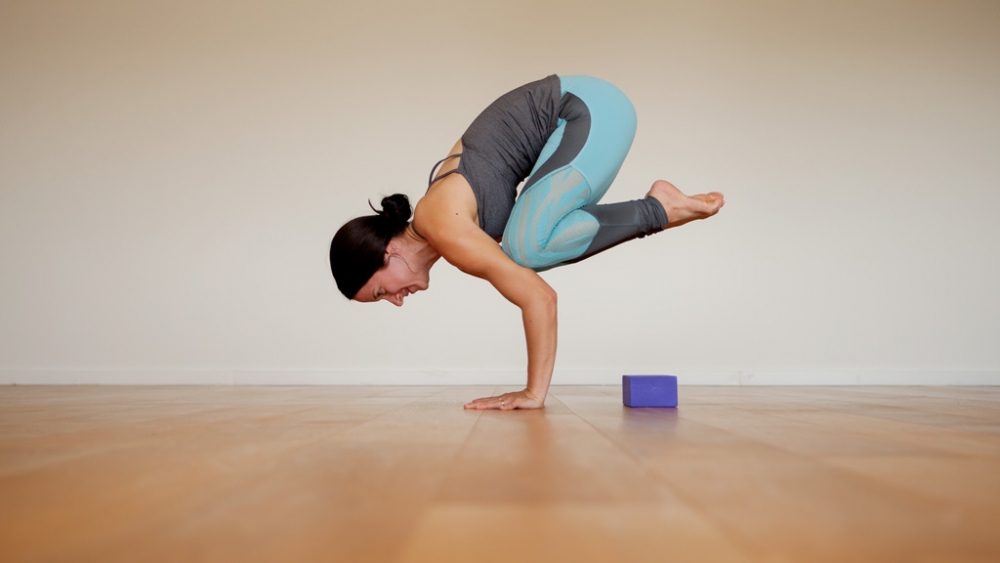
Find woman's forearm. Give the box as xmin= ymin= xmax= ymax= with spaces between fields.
xmin=521 ymin=292 xmax=558 ymax=400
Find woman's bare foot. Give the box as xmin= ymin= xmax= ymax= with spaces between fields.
xmin=645 ymin=180 xmax=725 ymax=230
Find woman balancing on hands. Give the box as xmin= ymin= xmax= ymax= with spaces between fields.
xmin=329 ymin=75 xmax=724 ymax=410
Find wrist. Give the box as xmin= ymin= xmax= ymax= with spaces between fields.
xmin=525 ymin=387 xmax=548 ymax=401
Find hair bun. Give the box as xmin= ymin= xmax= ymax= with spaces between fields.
xmin=372 ymin=193 xmax=412 ymax=225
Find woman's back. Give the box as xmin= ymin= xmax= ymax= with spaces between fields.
xmin=434 ymin=74 xmax=562 ymax=239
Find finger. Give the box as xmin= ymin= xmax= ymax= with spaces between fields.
xmin=469 ymin=395 xmax=499 ymax=404
xmin=464 ymin=395 xmax=514 ymax=410
xmin=471 ymin=399 xmax=505 ymax=410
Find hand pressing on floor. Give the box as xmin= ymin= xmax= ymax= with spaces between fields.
xmin=464 ymin=389 xmax=545 ymax=410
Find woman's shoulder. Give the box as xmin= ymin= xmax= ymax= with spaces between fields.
xmin=414 ymin=138 xmax=487 ymax=240
xmin=414 ymin=180 xmax=512 ymax=278
xmin=414 ymin=173 xmax=479 ymax=236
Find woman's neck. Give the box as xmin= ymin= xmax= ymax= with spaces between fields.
xmin=404 ymin=223 xmax=442 ymax=269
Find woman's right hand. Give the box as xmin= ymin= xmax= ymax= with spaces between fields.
xmin=464 ymin=389 xmax=545 ymax=410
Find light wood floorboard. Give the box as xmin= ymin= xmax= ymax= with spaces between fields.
xmin=1 ymin=385 xmax=998 ymax=562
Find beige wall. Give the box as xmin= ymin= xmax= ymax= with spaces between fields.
xmin=2 ymin=0 xmax=998 ymax=384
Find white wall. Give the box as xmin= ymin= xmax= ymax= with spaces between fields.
xmin=1 ymin=0 xmax=998 ymax=385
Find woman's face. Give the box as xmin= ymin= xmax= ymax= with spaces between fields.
xmin=354 ymin=255 xmax=429 ymax=307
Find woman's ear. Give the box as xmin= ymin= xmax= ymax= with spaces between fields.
xmin=384 ymin=238 xmax=403 ymax=259
xmin=384 ymin=249 xmax=400 ymax=268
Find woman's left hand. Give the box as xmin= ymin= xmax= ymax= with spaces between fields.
xmin=464 ymin=389 xmax=545 ymax=410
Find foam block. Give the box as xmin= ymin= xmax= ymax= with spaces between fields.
xmin=622 ymin=375 xmax=678 ymax=408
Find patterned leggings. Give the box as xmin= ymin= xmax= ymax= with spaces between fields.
xmin=501 ymin=75 xmax=668 ymax=272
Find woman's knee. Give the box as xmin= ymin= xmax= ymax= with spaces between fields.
xmin=560 ymin=75 xmax=636 ymax=136
xmin=502 ymin=209 xmax=599 ymax=271
xmin=502 ymin=241 xmax=561 ymax=271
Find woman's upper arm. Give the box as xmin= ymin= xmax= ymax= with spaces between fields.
xmin=423 ymin=210 xmax=555 ymax=307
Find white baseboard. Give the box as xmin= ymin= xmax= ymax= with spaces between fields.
xmin=1 ymin=368 xmax=999 ymax=386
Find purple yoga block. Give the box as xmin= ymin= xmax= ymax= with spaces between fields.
xmin=623 ymin=375 xmax=678 ymax=408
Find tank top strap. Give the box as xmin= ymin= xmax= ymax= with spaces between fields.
xmin=410 ymin=221 xmax=425 ymax=240
xmin=427 ymin=152 xmax=464 ymax=188
xmin=415 ymin=152 xmax=463 ymax=239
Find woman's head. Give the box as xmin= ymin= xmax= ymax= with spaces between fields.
xmin=329 ymin=194 xmax=430 ymax=305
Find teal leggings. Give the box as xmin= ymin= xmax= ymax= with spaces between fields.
xmin=501 ymin=75 xmax=667 ymax=272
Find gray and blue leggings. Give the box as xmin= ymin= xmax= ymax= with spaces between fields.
xmin=502 ymin=75 xmax=668 ymax=272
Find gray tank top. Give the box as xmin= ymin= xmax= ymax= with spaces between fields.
xmin=426 ymin=75 xmax=562 ymax=239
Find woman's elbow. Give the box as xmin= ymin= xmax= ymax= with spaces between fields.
xmin=539 ymin=285 xmax=558 ymax=309
xmin=519 ymin=281 xmax=556 ymax=311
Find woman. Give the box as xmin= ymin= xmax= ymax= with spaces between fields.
xmin=329 ymin=74 xmax=724 ymax=411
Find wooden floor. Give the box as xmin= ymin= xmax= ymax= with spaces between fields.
xmin=1 ymin=386 xmax=999 ymax=562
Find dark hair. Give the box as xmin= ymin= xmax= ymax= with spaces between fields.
xmin=330 ymin=194 xmax=412 ymax=300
